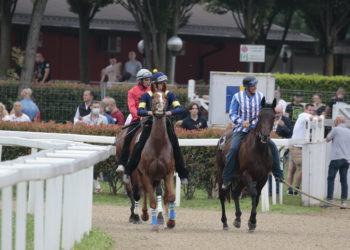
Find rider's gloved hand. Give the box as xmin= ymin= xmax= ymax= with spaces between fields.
xmin=275 ymin=176 xmax=284 ymax=183
xmin=165 ymin=111 xmax=172 ymax=116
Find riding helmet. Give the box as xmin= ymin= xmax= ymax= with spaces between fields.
xmin=152 ymin=72 xmax=168 ymax=83
xmin=242 ymin=75 xmax=258 ymax=88
xmin=136 ymin=69 xmax=152 ymax=80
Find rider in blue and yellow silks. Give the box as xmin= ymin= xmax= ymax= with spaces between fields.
xmin=222 ymin=75 xmax=284 ymax=189
xmin=123 ymin=72 xmax=189 ymax=184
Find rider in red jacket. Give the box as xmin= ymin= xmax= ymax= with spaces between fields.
xmin=116 ymin=69 xmax=152 ymax=172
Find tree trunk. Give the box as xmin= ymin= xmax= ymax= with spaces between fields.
xmin=158 ymin=32 xmax=167 ymax=73
xmin=18 ymin=0 xmax=48 ymax=94
xmin=324 ymin=51 xmax=334 ymax=76
xmin=78 ymin=11 xmax=90 ymax=84
xmin=0 ymin=0 xmax=14 ymax=78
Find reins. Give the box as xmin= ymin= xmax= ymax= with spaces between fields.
xmin=114 ymin=118 xmax=149 ymax=145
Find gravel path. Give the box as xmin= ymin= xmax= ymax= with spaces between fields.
xmin=93 ymin=204 xmax=350 ymax=250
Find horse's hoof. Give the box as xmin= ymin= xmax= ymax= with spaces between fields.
xmin=166 ymin=219 xmax=176 ymax=229
xmin=223 ymin=225 xmax=229 ymax=231
xmin=141 ymin=213 xmax=149 ymax=222
xmin=157 ymin=212 xmax=164 ymax=225
xmin=248 ymin=221 xmax=256 ymax=232
xmin=233 ymin=219 xmax=241 ymax=228
xmin=151 ymin=226 xmax=159 ymax=232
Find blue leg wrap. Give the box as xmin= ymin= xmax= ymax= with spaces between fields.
xmin=151 ymin=209 xmax=157 ymax=226
xmin=169 ymin=202 xmax=176 ymax=220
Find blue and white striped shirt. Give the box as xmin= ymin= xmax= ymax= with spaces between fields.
xmin=229 ymin=90 xmax=264 ymax=133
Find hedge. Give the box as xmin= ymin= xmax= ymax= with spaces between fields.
xmin=0 ymin=121 xmax=224 ymax=199
xmin=0 ymin=81 xmax=188 ymax=123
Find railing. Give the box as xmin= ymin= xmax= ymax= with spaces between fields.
xmin=0 ymin=136 xmax=114 ymax=250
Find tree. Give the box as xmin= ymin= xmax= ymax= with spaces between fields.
xmin=67 ymin=0 xmax=113 ymax=84
xmin=117 ymin=0 xmax=198 ymax=76
xmin=299 ymin=0 xmax=350 ymax=75
xmin=0 ymin=0 xmax=17 ymax=78
xmin=19 ymin=0 xmax=48 ymax=93
xmin=206 ymin=0 xmax=297 ymax=72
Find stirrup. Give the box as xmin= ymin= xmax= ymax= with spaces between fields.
xmin=116 ymin=164 xmax=125 ymax=173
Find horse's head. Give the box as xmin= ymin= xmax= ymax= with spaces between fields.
xmin=151 ymin=91 xmax=168 ymax=118
xmin=256 ymin=97 xmax=277 ymax=143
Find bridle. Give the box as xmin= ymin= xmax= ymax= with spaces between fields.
xmin=152 ymin=92 xmax=168 ymax=118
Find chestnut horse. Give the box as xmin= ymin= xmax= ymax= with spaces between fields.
xmin=216 ymin=98 xmax=276 ymax=232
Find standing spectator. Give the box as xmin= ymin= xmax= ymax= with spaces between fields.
xmin=124 ymin=51 xmax=142 ymax=82
xmin=7 ymin=102 xmax=31 ymax=122
xmin=34 ymin=52 xmax=51 ymax=83
xmin=79 ymin=101 xmax=108 ymax=126
xmin=271 ymin=105 xmax=293 ymax=139
xmin=0 ymin=103 xmax=10 ymax=121
xmin=321 ymin=115 xmax=350 ymax=208
xmin=100 ymin=55 xmax=122 ymax=84
xmin=312 ymin=93 xmax=326 ymax=116
xmin=102 ymin=97 xmax=125 ymax=125
xmin=181 ymin=102 xmax=208 ymax=130
xmin=325 ymin=87 xmax=346 ymax=119
xmin=99 ymin=101 xmax=114 ymax=124
xmin=73 ymin=89 xmax=94 ymax=124
xmin=287 ymin=104 xmax=315 ymax=195
xmin=20 ymin=88 xmax=40 ymax=121
xmin=274 ymin=89 xmax=287 ymax=113
xmin=285 ymin=92 xmax=304 ymax=126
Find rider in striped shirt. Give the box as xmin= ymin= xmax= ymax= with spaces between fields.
xmin=222 ymin=75 xmax=284 ymax=189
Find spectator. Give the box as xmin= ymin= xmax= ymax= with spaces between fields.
xmin=102 ymin=97 xmax=125 ymax=125
xmin=100 ymin=55 xmax=122 ymax=84
xmin=312 ymin=93 xmax=326 ymax=116
xmin=79 ymin=101 xmax=108 ymax=126
xmin=181 ymin=102 xmax=208 ymax=130
xmin=0 ymin=103 xmax=10 ymax=121
xmin=325 ymin=87 xmax=346 ymax=119
xmin=271 ymin=105 xmax=293 ymax=139
xmin=99 ymin=101 xmax=114 ymax=124
xmin=73 ymin=89 xmax=94 ymax=124
xmin=7 ymin=102 xmax=31 ymax=122
xmin=285 ymin=92 xmax=304 ymax=126
xmin=20 ymin=88 xmax=40 ymax=121
xmin=287 ymin=103 xmax=315 ymax=195
xmin=124 ymin=51 xmax=142 ymax=82
xmin=34 ymin=52 xmax=51 ymax=83
xmin=321 ymin=115 xmax=350 ymax=208
xmin=274 ymin=89 xmax=287 ymax=113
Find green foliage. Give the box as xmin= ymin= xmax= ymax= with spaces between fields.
xmin=73 ymin=227 xmax=115 ymax=250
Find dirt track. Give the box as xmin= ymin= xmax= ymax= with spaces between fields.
xmin=93 ymin=204 xmax=350 ymax=250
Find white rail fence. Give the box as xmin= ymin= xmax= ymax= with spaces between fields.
xmin=0 ymin=136 xmax=114 ymax=250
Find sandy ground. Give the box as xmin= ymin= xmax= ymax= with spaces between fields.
xmin=93 ymin=204 xmax=350 ymax=250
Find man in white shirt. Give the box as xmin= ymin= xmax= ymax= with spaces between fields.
xmin=100 ymin=56 xmax=122 ymax=84
xmin=78 ymin=101 xmax=108 ymax=126
xmin=287 ymin=103 xmax=315 ymax=195
xmin=274 ymin=89 xmax=287 ymax=113
xmin=73 ymin=89 xmax=94 ymax=124
xmin=7 ymin=102 xmax=31 ymax=122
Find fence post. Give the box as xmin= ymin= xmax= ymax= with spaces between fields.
xmin=16 ymin=182 xmax=27 ymax=250
xmin=175 ymin=173 xmax=181 ymax=207
xmin=2 ymin=186 xmax=13 ymax=250
xmin=261 ymin=182 xmax=269 ymax=212
xmin=188 ymin=79 xmax=195 ymax=101
xmin=0 ymin=145 xmax=2 ymax=161
xmin=28 ymin=148 xmax=38 ymax=214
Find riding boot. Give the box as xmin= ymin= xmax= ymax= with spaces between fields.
xmin=123 ymin=120 xmax=152 ymax=183
xmin=166 ymin=118 xmax=189 ymax=183
xmin=222 ymin=132 xmax=247 ymax=189
xmin=117 ymin=120 xmax=140 ymax=172
xmin=268 ymin=139 xmax=284 ymax=181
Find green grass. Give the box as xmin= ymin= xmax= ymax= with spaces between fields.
xmin=73 ymin=227 xmax=115 ymax=250
xmin=93 ymin=182 xmax=321 ymax=214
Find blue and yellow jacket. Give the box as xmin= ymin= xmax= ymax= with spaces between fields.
xmin=137 ymin=91 xmax=185 ymax=117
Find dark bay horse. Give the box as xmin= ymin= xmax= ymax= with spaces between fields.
xmin=216 ymin=98 xmax=276 ymax=232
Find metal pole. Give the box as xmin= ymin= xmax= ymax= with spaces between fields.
xmin=249 ymin=62 xmax=254 ymax=73
xmin=170 ymin=56 xmax=176 ymax=84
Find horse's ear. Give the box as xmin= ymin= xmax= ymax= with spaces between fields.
xmin=272 ymin=98 xmax=277 ymax=109
xmin=261 ymin=97 xmax=266 ymax=107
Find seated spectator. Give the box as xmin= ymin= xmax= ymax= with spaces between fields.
xmin=74 ymin=89 xmax=94 ymax=124
xmin=99 ymin=101 xmax=115 ymax=124
xmin=285 ymin=92 xmax=304 ymax=127
xmin=100 ymin=55 xmax=122 ymax=84
xmin=102 ymin=97 xmax=125 ymax=125
xmin=7 ymin=102 xmax=31 ymax=122
xmin=181 ymin=102 xmax=208 ymax=130
xmin=274 ymin=89 xmax=287 ymax=113
xmin=312 ymin=93 xmax=326 ymax=116
xmin=78 ymin=101 xmax=108 ymax=126
xmin=287 ymin=104 xmax=315 ymax=195
xmin=20 ymin=88 xmax=40 ymax=121
xmin=325 ymin=87 xmax=346 ymax=119
xmin=124 ymin=51 xmax=142 ymax=82
xmin=0 ymin=103 xmax=10 ymax=121
xmin=271 ymin=105 xmax=293 ymax=139
xmin=321 ymin=115 xmax=350 ymax=208
xmin=34 ymin=52 xmax=51 ymax=83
